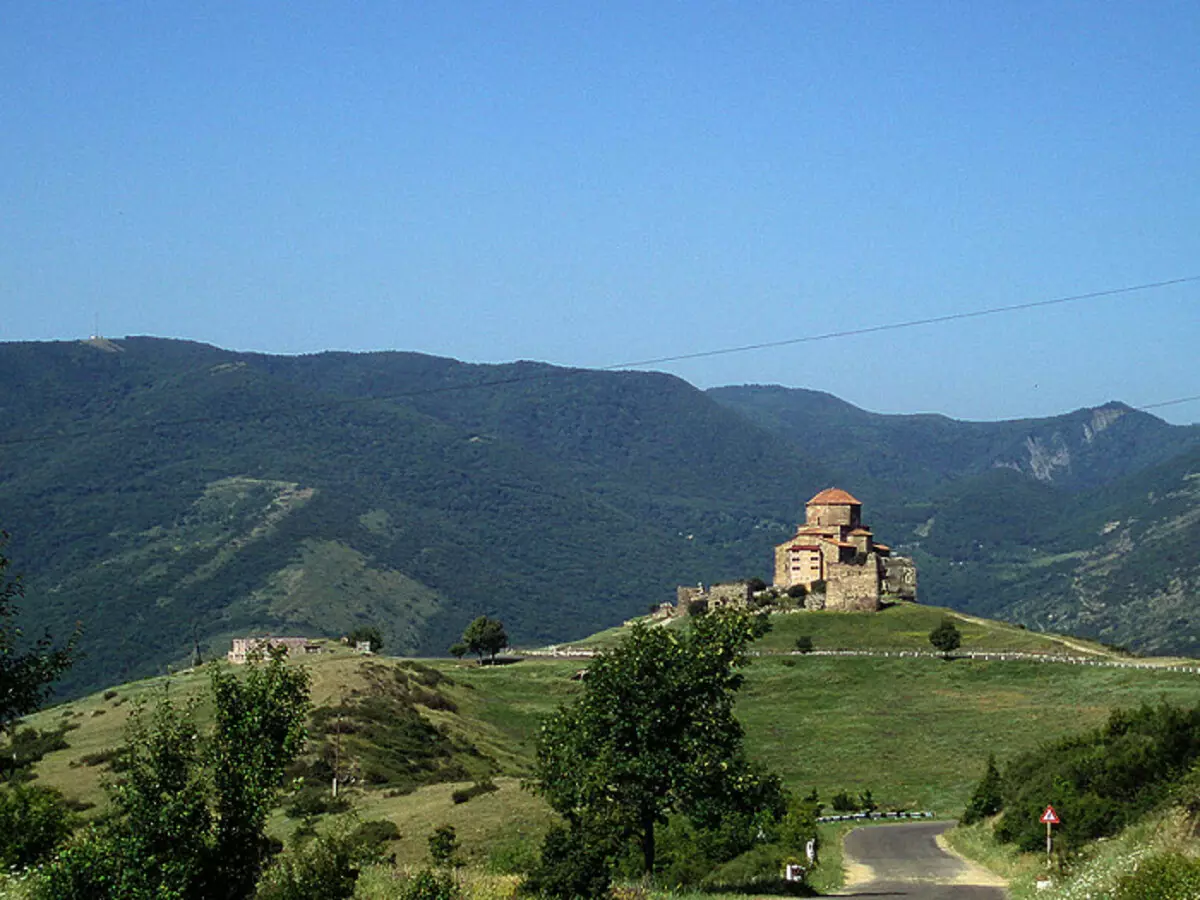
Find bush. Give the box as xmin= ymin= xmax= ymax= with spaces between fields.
xmin=0 ymin=782 xmax=75 ymax=869
xmin=351 ymin=818 xmax=401 ymax=847
xmin=1114 ymin=853 xmax=1200 ymax=900
xmin=284 ymin=787 xmax=351 ymax=819
xmin=396 ymin=867 xmax=460 ymax=900
xmin=522 ymin=825 xmax=612 ymax=900
xmin=786 ymin=584 xmax=807 ymax=599
xmin=830 ymin=790 xmax=858 ymax=813
xmin=995 ymin=702 xmax=1200 ymax=850
xmin=255 ymin=830 xmax=374 ymax=900
xmin=429 ymin=825 xmax=461 ymax=868
xmin=452 ymin=779 xmax=499 ymax=804
xmin=486 ymin=838 xmax=539 ymax=876
xmin=793 ymin=636 xmax=813 ymax=654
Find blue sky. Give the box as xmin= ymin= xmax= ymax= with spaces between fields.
xmin=3 ymin=2 xmax=1197 ymax=423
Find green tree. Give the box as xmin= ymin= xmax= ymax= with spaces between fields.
xmin=0 ymin=533 xmax=75 ymax=733
xmin=0 ymin=782 xmax=75 ymax=870
xmin=461 ymin=616 xmax=507 ymax=665
xmin=209 ymin=648 xmax=312 ymax=897
xmin=929 ymin=617 xmax=962 ymax=657
xmin=961 ymin=753 xmax=1004 ymax=824
xmin=36 ymin=650 xmax=310 ymax=899
xmin=447 ymin=642 xmax=468 ymax=660
xmin=532 ymin=609 xmax=783 ymax=876
xmin=346 ymin=626 xmax=383 ymax=653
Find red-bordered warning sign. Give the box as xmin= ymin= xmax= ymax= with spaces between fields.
xmin=1040 ymin=805 xmax=1060 ymax=824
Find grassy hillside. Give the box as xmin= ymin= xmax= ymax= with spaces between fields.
xmin=4 ymin=337 xmax=1200 ymax=699
xmin=14 ymin=610 xmax=1200 ymax=856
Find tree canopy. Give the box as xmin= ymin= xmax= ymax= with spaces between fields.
xmin=462 ymin=616 xmax=508 ymax=664
xmin=928 ymin=617 xmax=962 ymax=656
xmin=0 ymin=534 xmax=75 ymax=732
xmin=532 ymin=609 xmax=783 ymax=875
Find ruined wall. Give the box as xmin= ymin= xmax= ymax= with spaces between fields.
xmin=826 ymin=554 xmax=882 ymax=611
xmin=708 ymin=582 xmax=752 ymax=607
xmin=882 ymin=556 xmax=918 ymax=601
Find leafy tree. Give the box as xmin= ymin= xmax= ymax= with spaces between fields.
xmin=532 ymin=609 xmax=783 ymax=876
xmin=928 ymin=617 xmax=962 ymax=657
xmin=36 ymin=650 xmax=310 ymax=899
xmin=0 ymin=534 xmax=76 ymax=733
xmin=461 ymin=616 xmax=507 ymax=665
xmin=208 ymin=648 xmax=312 ymax=897
xmin=0 ymin=782 xmax=75 ymax=869
xmin=254 ymin=827 xmax=379 ymax=900
xmin=447 ymin=642 xmax=468 ymax=660
xmin=522 ymin=823 xmax=614 ymax=900
xmin=346 ymin=626 xmax=383 ymax=653
xmin=961 ymin=754 xmax=1004 ymax=824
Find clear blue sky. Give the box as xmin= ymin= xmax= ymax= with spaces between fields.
xmin=3 ymin=2 xmax=1197 ymax=423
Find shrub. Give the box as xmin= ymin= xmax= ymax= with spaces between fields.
xmin=786 ymin=584 xmax=807 ymax=599
xmin=255 ymin=830 xmax=373 ymax=900
xmin=397 ymin=867 xmax=461 ymax=900
xmin=284 ymin=787 xmax=350 ymax=819
xmin=429 ymin=825 xmax=462 ymax=868
xmin=1114 ymin=852 xmax=1200 ymax=900
xmin=0 ymin=782 xmax=75 ymax=869
xmin=830 ymin=790 xmax=858 ymax=813
xmin=522 ymin=825 xmax=612 ymax=900
xmin=452 ymin=780 xmax=499 ymax=805
xmin=793 ymin=636 xmax=813 ymax=654
xmin=699 ymin=844 xmax=786 ymax=889
xmin=486 ymin=838 xmax=539 ymax=876
xmin=351 ymin=818 xmax=401 ymax=847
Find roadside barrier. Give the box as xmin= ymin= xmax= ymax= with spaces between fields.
xmin=522 ymin=646 xmax=1200 ymax=675
xmin=817 ymin=811 xmax=935 ymax=823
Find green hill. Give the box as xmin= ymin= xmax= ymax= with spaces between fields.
xmin=2 ymin=337 xmax=1199 ymax=698
xmin=11 ymin=608 xmax=1200 ymax=872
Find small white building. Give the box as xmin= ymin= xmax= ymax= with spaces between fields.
xmin=227 ymin=636 xmax=320 ymax=664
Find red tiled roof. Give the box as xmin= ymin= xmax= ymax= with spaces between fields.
xmin=790 ymin=544 xmax=820 ymax=551
xmin=808 ymin=487 xmax=862 ymax=506
xmin=874 ymin=543 xmax=891 ymax=552
xmin=849 ymin=528 xmax=872 ymax=535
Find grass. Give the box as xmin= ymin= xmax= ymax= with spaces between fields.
xmin=739 ymin=654 xmax=1200 ymax=814
xmin=945 ymin=809 xmax=1200 ymax=900
xmin=9 ymin=614 xmax=1200 ymax=895
xmin=559 ymin=604 xmax=1118 ymax=658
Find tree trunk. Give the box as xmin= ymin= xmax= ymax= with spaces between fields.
xmin=640 ymin=809 xmax=656 ymax=875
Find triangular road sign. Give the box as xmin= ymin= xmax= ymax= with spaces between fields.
xmin=1040 ymin=805 xmax=1060 ymax=824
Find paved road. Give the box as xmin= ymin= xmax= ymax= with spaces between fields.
xmin=837 ymin=821 xmax=1007 ymax=899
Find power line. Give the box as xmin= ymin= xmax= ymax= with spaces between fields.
xmin=600 ymin=275 xmax=1200 ymax=370
xmin=0 ymin=275 xmax=1197 ymax=449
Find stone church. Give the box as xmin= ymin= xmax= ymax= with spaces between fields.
xmin=774 ymin=488 xmax=916 ymax=611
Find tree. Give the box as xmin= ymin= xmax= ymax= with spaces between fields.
xmin=447 ymin=642 xmax=467 ymax=660
xmin=346 ymin=626 xmax=383 ymax=653
xmin=208 ymin=648 xmax=312 ymax=897
xmin=929 ymin=617 xmax=961 ymax=657
xmin=961 ymin=754 xmax=1004 ymax=824
xmin=532 ymin=609 xmax=783 ymax=876
xmin=461 ymin=616 xmax=507 ymax=665
xmin=36 ymin=650 xmax=310 ymax=899
xmin=0 ymin=533 xmax=76 ymax=733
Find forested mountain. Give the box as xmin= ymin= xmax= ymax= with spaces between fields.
xmin=2 ymin=337 xmax=1198 ymax=696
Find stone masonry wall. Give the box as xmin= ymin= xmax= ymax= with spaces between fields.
xmin=826 ymin=554 xmax=883 ymax=611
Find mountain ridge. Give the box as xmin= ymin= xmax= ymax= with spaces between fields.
xmin=2 ymin=337 xmax=1198 ymax=696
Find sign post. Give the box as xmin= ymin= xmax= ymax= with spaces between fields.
xmin=1040 ymin=805 xmax=1060 ymax=865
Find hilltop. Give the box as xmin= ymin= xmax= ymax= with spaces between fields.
xmin=11 ymin=606 xmax=1200 ymax=869
xmin=1 ymin=337 xmax=1199 ymax=697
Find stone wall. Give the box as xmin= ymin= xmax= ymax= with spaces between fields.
xmin=826 ymin=554 xmax=883 ymax=611
xmin=882 ymin=556 xmax=918 ymax=601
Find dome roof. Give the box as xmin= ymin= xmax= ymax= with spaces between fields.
xmin=807 ymin=487 xmax=862 ymax=506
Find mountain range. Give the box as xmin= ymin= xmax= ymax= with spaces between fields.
xmin=2 ymin=336 xmax=1197 ymax=696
